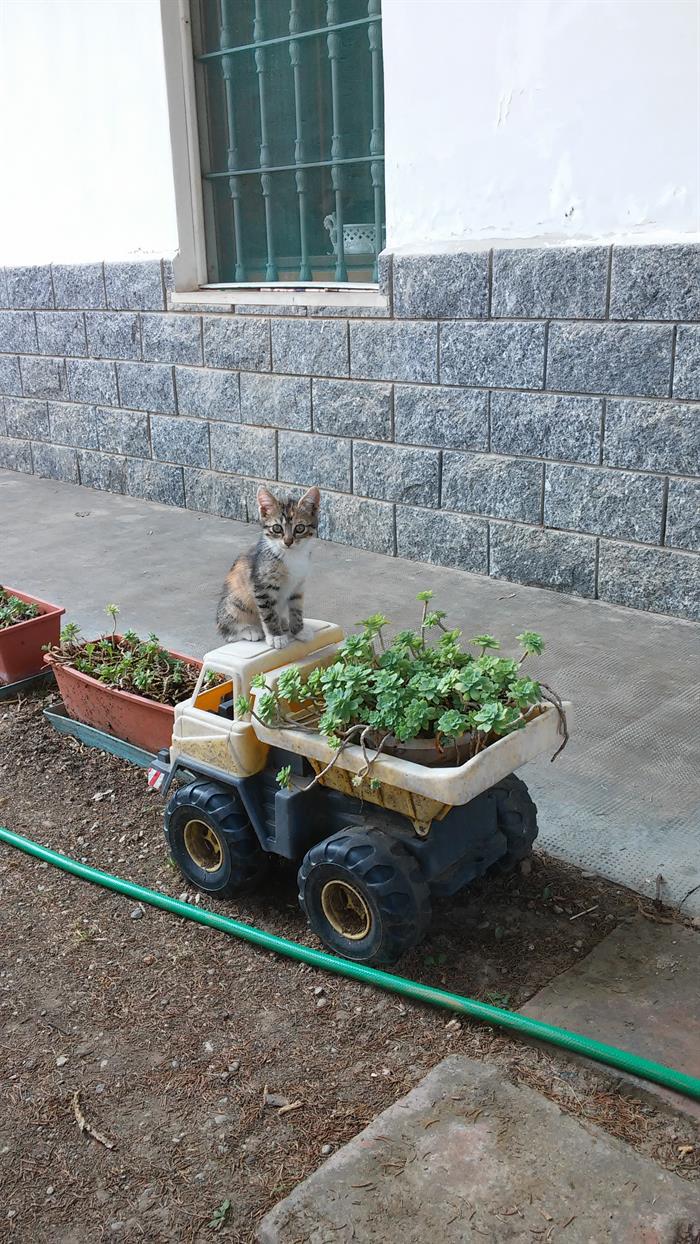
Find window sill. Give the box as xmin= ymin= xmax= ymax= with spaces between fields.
xmin=169 ymin=285 xmax=388 ymax=312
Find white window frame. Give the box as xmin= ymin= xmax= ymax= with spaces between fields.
xmin=159 ymin=0 xmax=387 ymax=311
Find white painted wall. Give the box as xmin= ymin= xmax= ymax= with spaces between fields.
xmin=0 ymin=0 xmax=698 ymax=264
xmin=382 ymin=0 xmax=700 ymax=249
xmin=0 ymin=0 xmax=178 ymax=263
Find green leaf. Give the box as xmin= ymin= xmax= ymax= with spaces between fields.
xmin=471 ymin=634 xmax=500 ymax=652
xmin=276 ymin=765 xmax=292 ymax=789
xmin=436 ymin=709 xmax=470 ymax=739
xmin=517 ymin=630 xmax=544 ymax=657
xmin=416 ymin=590 xmax=434 ymax=602
xmin=250 ymin=672 xmax=268 ymax=690
xmin=235 ymin=694 xmax=251 ymax=718
xmin=276 ymin=666 xmax=305 ymax=702
xmin=208 ymin=1199 xmax=232 ymax=1231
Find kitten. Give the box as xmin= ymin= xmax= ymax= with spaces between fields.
xmin=216 ymin=485 xmax=320 ymax=648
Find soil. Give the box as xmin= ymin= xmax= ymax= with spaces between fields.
xmin=1 ymin=691 xmax=698 ymax=1243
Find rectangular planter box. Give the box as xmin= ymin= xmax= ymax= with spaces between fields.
xmin=0 ymin=587 xmax=65 ymax=685
xmin=254 ymin=648 xmax=573 ymax=808
xmin=45 ymin=639 xmax=201 ymax=755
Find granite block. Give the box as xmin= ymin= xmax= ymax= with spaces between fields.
xmin=52 ymin=263 xmax=106 ymax=310
xmin=393 ymin=251 xmax=489 ymax=319
xmin=0 ymin=355 xmax=22 ymax=397
xmin=353 ymin=441 xmax=440 ymax=507
xmin=175 ymin=366 xmax=239 ymax=421
xmin=78 ymin=450 xmax=127 ymax=494
xmin=20 ymin=356 xmax=67 ymax=400
xmin=440 ymin=321 xmax=545 ymax=388
xmin=48 ymin=401 xmax=99 ymax=449
xmin=210 ymin=422 xmax=276 ymax=477
xmin=5 ymin=265 xmax=53 ymax=309
xmin=184 ymin=469 xmax=247 ymax=520
xmin=664 ymin=478 xmax=700 ymax=552
xmin=492 ymin=246 xmax=609 ymax=318
xmin=604 ymin=399 xmax=700 ymax=475
xmin=85 ymin=312 xmax=141 ymax=360
xmin=104 ymin=261 xmax=165 ymax=311
xmin=271 ymin=319 xmax=349 ymax=377
xmin=0 ymin=311 xmax=38 ymax=354
xmin=598 ymin=541 xmax=700 ymax=621
xmin=31 ymin=442 xmax=78 ymax=482
xmin=544 ymin=462 xmax=665 ymax=543
xmin=239 ymin=372 xmax=310 ymax=430
xmin=610 ymin=245 xmax=700 ymax=320
xmin=35 ymin=311 xmax=87 ymax=357
xmin=0 ymin=437 xmax=32 ymax=473
xmin=151 ymin=414 xmax=209 ymax=468
xmin=350 ymin=321 xmax=438 ymax=383
xmin=125 ymin=460 xmax=185 ymax=506
xmin=490 ymin=522 xmax=597 ymax=598
xmin=142 ymin=313 xmax=203 ymax=365
xmin=116 ymin=362 xmax=175 ymax=414
xmin=203 ymin=316 xmax=270 ymax=371
xmin=66 ymin=358 xmax=118 ymax=406
xmin=442 ymin=452 xmax=543 ymax=522
xmin=312 ymin=378 xmax=391 ymax=439
xmin=490 ymin=392 xmax=602 ymax=463
xmin=394 ymin=384 xmax=488 ymax=450
xmin=278 ymin=431 xmax=351 ymax=491
xmin=318 ymin=492 xmax=395 ymax=555
xmin=674 ymin=326 xmax=700 ymax=400
xmin=96 ymin=406 xmax=150 ymax=457
xmin=547 ymin=323 xmax=673 ymax=396
xmin=396 ymin=506 xmax=488 ymax=572
xmin=4 ymin=397 xmax=49 ymax=440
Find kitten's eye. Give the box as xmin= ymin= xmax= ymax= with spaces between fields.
xmin=270 ymin=524 xmax=283 ymax=534
xmin=294 ymin=524 xmax=306 ymax=534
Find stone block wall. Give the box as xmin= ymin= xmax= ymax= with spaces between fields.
xmin=0 ymin=247 xmax=698 ymax=622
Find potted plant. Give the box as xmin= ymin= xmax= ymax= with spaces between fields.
xmin=0 ymin=585 xmax=65 ymax=686
xmin=44 ymin=605 xmax=204 ymax=754
xmin=248 ymin=591 xmax=566 ymax=789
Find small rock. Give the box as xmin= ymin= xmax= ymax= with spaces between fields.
xmin=313 ymin=986 xmax=325 ymax=996
xmin=691 ymin=916 xmax=700 ymax=930
xmin=553 ymin=905 xmax=564 ymax=914
xmin=203 ymin=1040 xmax=214 ymax=1054
xmin=46 ymin=1186 xmax=54 ymax=1196
xmin=100 ymin=1059 xmax=109 ymax=1070
xmin=143 ymin=954 xmax=155 ymax=965
xmin=445 ymin=1018 xmax=461 ymax=1032
xmin=170 ymin=1059 xmax=180 ymax=1070
xmin=130 ymin=906 xmax=144 ymax=921
xmin=95 ymin=1083 xmax=106 ymax=1095
xmin=227 ymin=1060 xmax=240 ymax=1074
xmin=56 ymin=1055 xmax=67 ymax=1068
xmin=321 ymin=1144 xmax=332 ymax=1156
xmin=316 ymin=997 xmax=328 ymax=1010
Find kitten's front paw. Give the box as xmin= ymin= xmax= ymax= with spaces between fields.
xmin=269 ymin=633 xmax=291 ymax=649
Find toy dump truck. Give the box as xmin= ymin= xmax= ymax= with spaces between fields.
xmin=149 ymin=620 xmax=570 ymax=966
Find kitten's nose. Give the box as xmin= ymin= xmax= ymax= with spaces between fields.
xmin=284 ymin=536 xmax=294 ymax=547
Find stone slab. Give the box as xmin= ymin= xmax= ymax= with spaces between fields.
xmin=522 ymin=918 xmax=700 ymax=1121
xmin=258 ymin=1055 xmax=700 ymax=1243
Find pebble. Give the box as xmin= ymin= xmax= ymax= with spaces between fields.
xmin=56 ymin=1056 xmax=67 ymax=1068
xmin=143 ymin=954 xmax=155 ymax=966
xmin=95 ymin=1083 xmax=106 ymax=1095
xmin=46 ymin=1186 xmax=54 ymax=1196
xmin=130 ymin=907 xmax=144 ymax=921
xmin=321 ymin=1144 xmax=332 ymax=1156
xmin=203 ymin=1040 xmax=214 ymax=1054
xmin=316 ymin=997 xmax=328 ymax=1010
xmin=100 ymin=1059 xmax=109 ymax=1070
xmin=313 ymin=986 xmax=325 ymax=996
xmin=227 ymin=1060 xmax=240 ymax=1074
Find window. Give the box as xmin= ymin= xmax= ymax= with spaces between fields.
xmin=188 ymin=0 xmax=385 ymax=287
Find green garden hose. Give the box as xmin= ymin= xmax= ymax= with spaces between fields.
xmin=1 ymin=823 xmax=698 ymax=1102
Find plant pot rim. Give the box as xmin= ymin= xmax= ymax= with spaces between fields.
xmin=1 ymin=585 xmax=65 ymax=633
xmin=44 ymin=634 xmax=201 ymax=712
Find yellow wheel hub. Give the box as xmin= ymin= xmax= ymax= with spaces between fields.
xmin=320 ymin=879 xmax=372 ymax=941
xmin=183 ymin=819 xmax=223 ymax=873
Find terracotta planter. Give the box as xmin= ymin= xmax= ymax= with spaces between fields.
xmin=0 ymin=587 xmax=65 ymax=685
xmin=44 ymin=638 xmax=200 ymax=755
xmin=372 ymin=732 xmax=471 ymax=768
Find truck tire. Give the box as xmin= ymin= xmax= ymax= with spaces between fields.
xmin=298 ymin=828 xmax=431 ymax=966
xmin=165 ymin=780 xmax=268 ymax=899
xmin=491 ymin=774 xmax=538 ymax=871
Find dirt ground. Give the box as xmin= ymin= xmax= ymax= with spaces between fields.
xmin=1 ymin=691 xmax=698 ymax=1243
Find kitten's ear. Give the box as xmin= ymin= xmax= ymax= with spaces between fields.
xmin=257 ymin=486 xmax=277 ymax=518
xmin=299 ymin=485 xmax=320 ymax=514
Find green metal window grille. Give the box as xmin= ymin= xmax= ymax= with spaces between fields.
xmin=191 ymin=0 xmax=385 ymax=285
